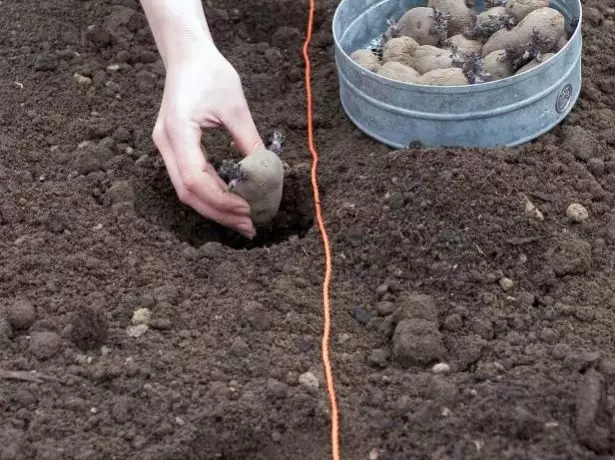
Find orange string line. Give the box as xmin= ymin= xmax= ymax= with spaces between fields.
xmin=301 ymin=1 xmax=341 ymax=459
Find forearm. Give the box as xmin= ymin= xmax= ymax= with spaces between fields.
xmin=140 ymin=0 xmax=217 ymax=69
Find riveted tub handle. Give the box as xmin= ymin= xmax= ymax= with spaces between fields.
xmin=556 ymin=83 xmax=573 ymax=114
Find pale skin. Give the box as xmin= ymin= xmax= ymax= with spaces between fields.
xmin=140 ymin=0 xmax=263 ymax=239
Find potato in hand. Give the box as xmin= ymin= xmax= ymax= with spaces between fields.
xmin=219 ymin=133 xmax=285 ymax=227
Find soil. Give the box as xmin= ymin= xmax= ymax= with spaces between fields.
xmin=2 ymin=0 xmax=615 ymax=459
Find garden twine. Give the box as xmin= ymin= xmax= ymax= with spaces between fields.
xmin=302 ymin=0 xmax=341 ymax=458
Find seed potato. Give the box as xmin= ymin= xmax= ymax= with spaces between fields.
xmin=505 ymin=0 xmax=550 ymax=22
xmin=412 ymin=44 xmax=453 ymax=74
xmin=228 ymin=149 xmax=285 ymax=225
xmin=483 ymin=50 xmax=514 ymax=79
xmin=482 ymin=7 xmax=565 ymax=57
xmin=468 ymin=6 xmax=516 ymax=38
xmin=350 ymin=49 xmax=381 ymax=72
xmin=361 ymin=1 xmax=571 ymax=85
xmin=377 ymin=61 xmax=422 ymax=83
xmin=476 ymin=6 xmax=509 ymax=27
xmin=515 ymin=52 xmax=555 ymax=74
xmin=382 ymin=36 xmax=420 ymax=67
xmin=445 ymin=34 xmax=483 ymax=55
xmin=397 ymin=6 xmax=442 ymax=46
xmin=417 ymin=67 xmax=469 ymax=86
xmin=427 ymin=0 xmax=475 ymax=36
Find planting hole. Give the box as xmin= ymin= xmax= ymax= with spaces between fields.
xmin=134 ymin=165 xmax=314 ymax=250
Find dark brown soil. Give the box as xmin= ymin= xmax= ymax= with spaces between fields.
xmin=2 ymin=1 xmax=615 ymax=459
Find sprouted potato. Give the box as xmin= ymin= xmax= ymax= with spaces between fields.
xmin=382 ymin=36 xmax=420 ymax=66
xmin=484 ymin=49 xmax=513 ymax=79
xmin=556 ymin=35 xmax=568 ymax=51
xmin=377 ymin=61 xmax=422 ymax=83
xmin=219 ymin=132 xmax=285 ymax=226
xmin=505 ymin=0 xmax=550 ymax=22
xmin=397 ymin=6 xmax=449 ymax=46
xmin=348 ymin=2 xmax=573 ymax=86
xmin=427 ymin=0 xmax=476 ymax=36
xmin=418 ymin=67 xmax=469 ymax=85
xmin=465 ymin=6 xmax=517 ymax=40
xmin=444 ymin=34 xmax=483 ymax=55
xmin=515 ymin=52 xmax=554 ymax=74
xmin=412 ymin=44 xmax=453 ymax=74
xmin=482 ymin=7 xmax=565 ymax=57
xmin=350 ymin=49 xmax=381 ymax=72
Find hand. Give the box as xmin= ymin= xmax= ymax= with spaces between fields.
xmin=151 ymin=45 xmax=264 ymax=239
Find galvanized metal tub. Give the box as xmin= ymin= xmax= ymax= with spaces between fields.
xmin=332 ymin=0 xmax=582 ymax=148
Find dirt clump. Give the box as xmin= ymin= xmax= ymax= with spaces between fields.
xmin=30 ymin=331 xmax=63 ymax=360
xmin=5 ymin=299 xmax=36 ymax=330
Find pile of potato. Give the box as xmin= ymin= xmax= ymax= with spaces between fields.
xmin=349 ymin=0 xmax=571 ymax=86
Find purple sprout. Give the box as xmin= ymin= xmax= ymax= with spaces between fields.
xmin=268 ymin=129 xmax=285 ymax=155
xmin=219 ymin=129 xmax=285 ymax=188
xmin=218 ymin=159 xmax=247 ymax=189
xmin=430 ymin=8 xmax=452 ymax=45
xmin=464 ymin=12 xmax=517 ymax=39
xmin=463 ymin=53 xmax=492 ymax=84
xmin=452 ymin=50 xmax=493 ymax=84
xmin=448 ymin=44 xmax=465 ymax=68
xmin=502 ymin=15 xmax=517 ymax=30
xmin=383 ymin=19 xmax=402 ymax=42
xmin=500 ymin=28 xmax=555 ymax=69
xmin=370 ymin=18 xmax=402 ymax=57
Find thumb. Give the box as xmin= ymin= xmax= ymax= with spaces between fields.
xmin=224 ymin=98 xmax=265 ymax=156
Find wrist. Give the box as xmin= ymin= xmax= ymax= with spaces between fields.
xmin=141 ymin=0 xmax=216 ymax=68
xmin=164 ymin=35 xmax=220 ymax=71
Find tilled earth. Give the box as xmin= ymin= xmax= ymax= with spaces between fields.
xmin=2 ymin=0 xmax=615 ymax=459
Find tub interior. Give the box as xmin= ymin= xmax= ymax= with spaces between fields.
xmin=335 ymin=0 xmax=581 ymax=55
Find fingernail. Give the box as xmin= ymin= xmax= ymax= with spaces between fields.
xmin=239 ymin=223 xmax=256 ymax=239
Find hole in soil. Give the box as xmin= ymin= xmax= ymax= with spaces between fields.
xmin=134 ymin=165 xmax=314 ymax=250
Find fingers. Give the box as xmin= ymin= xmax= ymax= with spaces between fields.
xmin=201 ymin=147 xmax=228 ymax=190
xmin=180 ymin=190 xmax=256 ymax=238
xmin=223 ymin=94 xmax=265 ymax=156
xmin=152 ymin=122 xmax=256 ymax=239
xmin=168 ymin=121 xmax=249 ymax=214
xmin=187 ymin=196 xmax=256 ymax=237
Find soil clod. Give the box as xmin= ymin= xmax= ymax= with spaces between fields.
xmin=392 ymin=319 xmax=446 ymax=367
xmin=6 ymin=299 xmax=36 ymax=330
xmin=566 ymin=203 xmax=589 ymax=222
xmin=30 ymin=331 xmax=63 ymax=360
xmin=299 ymin=372 xmax=320 ymax=392
xmin=575 ymin=368 xmax=612 ymax=454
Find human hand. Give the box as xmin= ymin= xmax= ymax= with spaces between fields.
xmin=151 ymin=45 xmax=264 ymax=239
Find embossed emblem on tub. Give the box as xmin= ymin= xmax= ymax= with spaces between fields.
xmin=556 ymin=84 xmax=573 ymax=113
